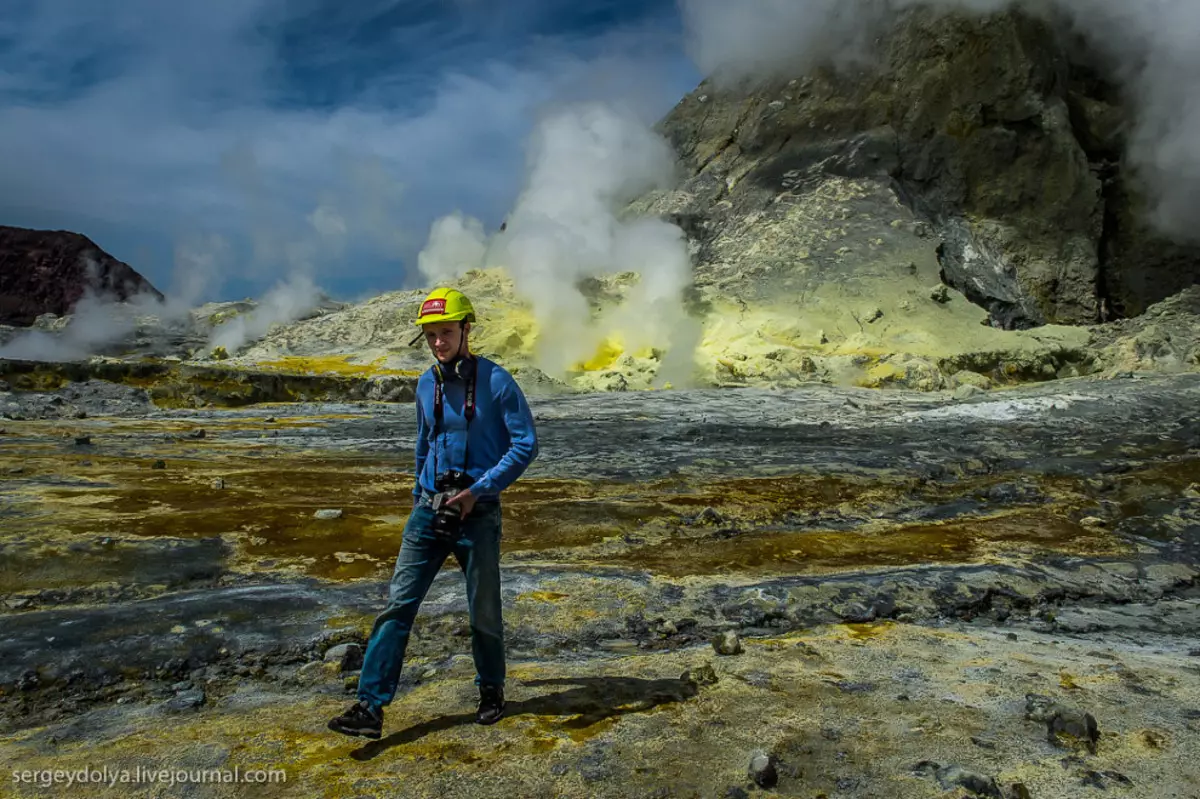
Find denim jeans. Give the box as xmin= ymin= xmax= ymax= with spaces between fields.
xmin=357 ymin=496 xmax=505 ymax=711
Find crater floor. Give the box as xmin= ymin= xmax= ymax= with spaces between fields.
xmin=1 ymin=374 xmax=1198 ymax=797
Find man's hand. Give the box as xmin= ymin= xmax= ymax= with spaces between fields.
xmin=446 ymin=488 xmax=476 ymax=519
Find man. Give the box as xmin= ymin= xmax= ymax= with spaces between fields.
xmin=328 ymin=287 xmax=539 ymax=739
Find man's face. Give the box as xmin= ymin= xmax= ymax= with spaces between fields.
xmin=423 ymin=322 xmax=467 ymax=362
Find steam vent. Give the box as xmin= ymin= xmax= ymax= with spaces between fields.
xmin=2 ymin=4 xmax=1200 ymax=798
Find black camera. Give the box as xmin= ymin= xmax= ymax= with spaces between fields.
xmin=428 ymin=470 xmax=473 ymax=539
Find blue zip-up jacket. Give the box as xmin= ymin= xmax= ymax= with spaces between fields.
xmin=412 ymin=355 xmax=538 ymax=503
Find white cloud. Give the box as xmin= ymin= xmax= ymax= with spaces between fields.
xmin=0 ymin=0 xmax=696 ymax=308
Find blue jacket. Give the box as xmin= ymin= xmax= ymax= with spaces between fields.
xmin=412 ymin=355 xmax=538 ymax=503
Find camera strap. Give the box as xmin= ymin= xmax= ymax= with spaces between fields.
xmin=431 ymin=358 xmax=476 ymax=484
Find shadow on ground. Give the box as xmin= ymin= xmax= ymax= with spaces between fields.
xmin=350 ymin=675 xmax=698 ymax=760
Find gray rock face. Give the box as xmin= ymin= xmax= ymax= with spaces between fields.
xmin=712 ymin=631 xmax=744 ymax=655
xmin=914 ymin=762 xmax=1002 ymax=798
xmin=323 ymin=643 xmax=363 ymax=672
xmin=748 ymin=750 xmax=778 ymax=789
xmin=639 ymin=8 xmax=1200 ymax=330
xmin=162 ymin=689 xmax=205 ymax=713
xmin=0 ymin=379 xmax=152 ymax=420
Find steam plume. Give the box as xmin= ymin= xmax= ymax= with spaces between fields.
xmin=417 ymin=101 xmax=695 ymax=380
xmin=207 ymin=273 xmax=322 ymax=354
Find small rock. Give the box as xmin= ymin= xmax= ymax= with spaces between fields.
xmin=865 ymin=307 xmax=884 ymax=323
xmin=1081 ymin=770 xmax=1133 ymax=789
xmin=1026 ymin=694 xmax=1099 ymax=754
xmin=832 ymin=680 xmax=875 ymax=694
xmin=295 ymin=661 xmax=328 ymax=683
xmin=74 ymin=436 xmax=91 ymax=446
xmin=954 ymin=384 xmax=984 ymax=400
xmin=211 ymin=478 xmax=226 ymax=490
xmin=953 ymin=370 xmax=992 ymax=390
xmin=17 ymin=670 xmax=39 ymax=691
xmin=694 ymin=507 xmax=723 ymax=526
xmin=681 ymin=663 xmax=719 ymax=686
xmin=171 ymin=680 xmax=194 ymax=692
xmin=314 ymin=509 xmax=344 ymax=520
xmin=1009 ymin=783 xmax=1032 ymax=799
xmin=188 ymin=429 xmax=206 ymax=439
xmin=930 ymin=284 xmax=951 ymax=304
xmin=152 ymin=460 xmax=166 ymax=470
xmin=265 ymin=416 xmax=276 ymax=423
xmin=324 ymin=643 xmax=364 ymax=672
xmin=712 ymin=631 xmax=744 ymax=656
xmin=1079 ymin=516 xmax=1107 ymax=528
xmin=1184 ymin=483 xmax=1200 ymax=499
xmin=598 ymin=639 xmax=639 ymax=653
xmin=914 ymin=762 xmax=1002 ymax=798
xmin=748 ymin=750 xmax=778 ymax=789
xmin=971 ymin=736 xmax=997 ymax=750
xmin=723 ymin=787 xmax=749 ymax=799
xmin=7 ymin=466 xmax=25 ymax=475
xmin=162 ymin=689 xmax=205 ymax=712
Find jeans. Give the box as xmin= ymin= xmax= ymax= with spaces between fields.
xmin=357 ymin=496 xmax=505 ymax=711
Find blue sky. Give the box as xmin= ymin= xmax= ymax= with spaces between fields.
xmin=0 ymin=0 xmax=701 ymax=303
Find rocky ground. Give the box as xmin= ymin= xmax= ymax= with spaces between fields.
xmin=0 ymin=372 xmax=1197 ymax=797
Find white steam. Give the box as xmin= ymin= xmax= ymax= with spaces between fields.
xmin=207 ymin=273 xmax=323 ymax=354
xmin=679 ymin=0 xmax=1200 ymax=241
xmin=170 ymin=233 xmax=233 ymax=314
xmin=417 ymin=101 xmax=696 ymax=379
xmin=418 ymin=212 xmax=489 ymax=281
xmin=0 ymin=142 xmax=360 ymax=363
xmin=0 ymin=256 xmax=175 ymax=361
xmin=1060 ymin=0 xmax=1200 ymax=235
xmin=0 ymin=222 xmax=327 ymax=362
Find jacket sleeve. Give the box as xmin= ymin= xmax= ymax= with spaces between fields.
xmin=470 ymin=373 xmax=538 ymax=496
xmin=413 ymin=392 xmax=429 ymax=498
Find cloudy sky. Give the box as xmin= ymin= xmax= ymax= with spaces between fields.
xmin=0 ymin=0 xmax=700 ymax=302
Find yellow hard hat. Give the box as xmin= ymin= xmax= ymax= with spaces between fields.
xmin=413 ymin=287 xmax=476 ymax=326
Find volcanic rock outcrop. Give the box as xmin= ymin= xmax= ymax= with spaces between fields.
xmin=637 ymin=8 xmax=1200 ymax=333
xmin=0 ymin=226 xmax=163 ymax=326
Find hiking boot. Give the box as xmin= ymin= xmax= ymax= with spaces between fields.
xmin=328 ymin=699 xmax=382 ymax=739
xmin=475 ymin=684 xmax=505 ymax=725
